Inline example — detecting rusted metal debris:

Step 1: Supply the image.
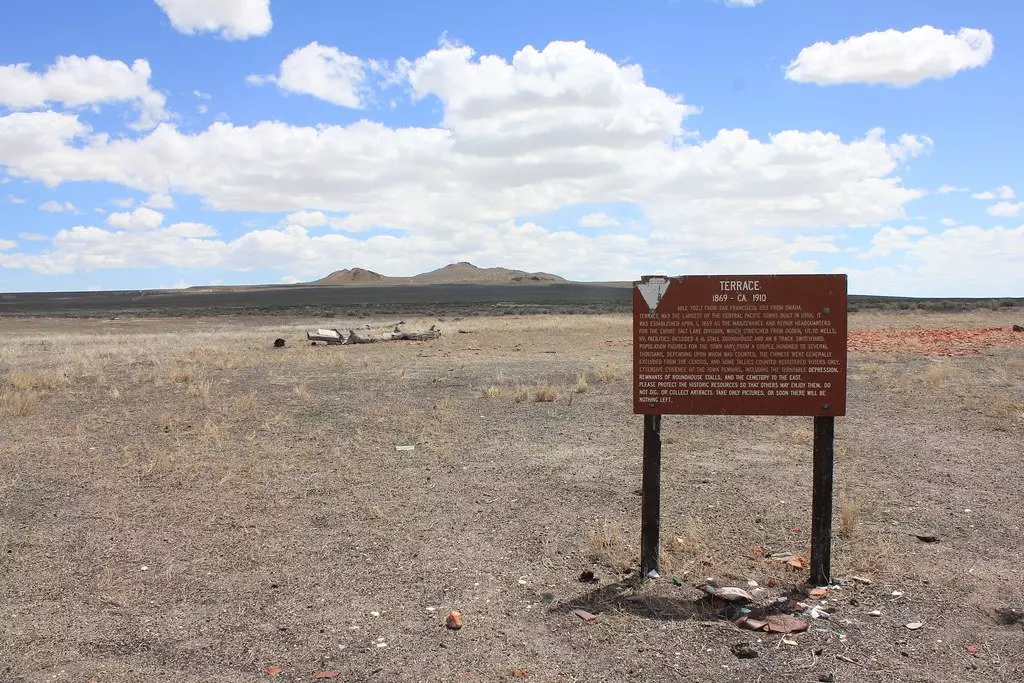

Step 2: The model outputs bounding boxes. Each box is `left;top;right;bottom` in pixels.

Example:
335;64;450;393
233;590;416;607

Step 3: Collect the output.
306;324;441;345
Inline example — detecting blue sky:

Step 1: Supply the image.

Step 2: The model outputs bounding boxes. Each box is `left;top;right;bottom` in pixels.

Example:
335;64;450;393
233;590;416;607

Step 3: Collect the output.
0;0;1021;295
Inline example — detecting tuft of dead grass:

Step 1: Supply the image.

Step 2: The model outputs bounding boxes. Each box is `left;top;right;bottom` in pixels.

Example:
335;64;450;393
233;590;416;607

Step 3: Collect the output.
7;368;68;391
532;385;558;403
293;384;312;402
573;374;589;394
514;386;530;403
922;363;956;388
1;389;41;417
585;521;634;573
199;418;223;444
838;490;859;538
591;362;623;382
234;393;258;413
981;393;1023;420
188;379;212;403
483;386;504;398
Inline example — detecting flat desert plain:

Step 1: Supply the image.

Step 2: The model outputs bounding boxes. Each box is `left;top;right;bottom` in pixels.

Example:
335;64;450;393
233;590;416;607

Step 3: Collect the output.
1;310;1023;683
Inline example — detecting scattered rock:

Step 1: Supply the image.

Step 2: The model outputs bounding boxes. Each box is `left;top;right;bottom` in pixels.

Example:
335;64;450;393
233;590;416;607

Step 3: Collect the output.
966;645;979;654
906;622;924;630
809;587;829;600
446;611;464;629
765;614;809;633
819;674;835;682
786;556;808;570
578;570;598;584
714;586;755;602
995;607;1024;624
867;610;882;617
1012;324;1023;332
273;338;286;348
512;668;530;678
736;617;767;631
571;609;597;622
264;666;283;677
730;642;759;659
914;533;941;543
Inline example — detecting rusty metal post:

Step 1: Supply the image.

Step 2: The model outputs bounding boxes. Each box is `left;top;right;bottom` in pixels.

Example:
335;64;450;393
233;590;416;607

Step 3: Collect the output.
641;414;662;578
810;415;835;586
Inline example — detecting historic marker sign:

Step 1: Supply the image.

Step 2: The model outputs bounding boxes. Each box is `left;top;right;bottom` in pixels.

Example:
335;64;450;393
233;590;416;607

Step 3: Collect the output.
633;274;847;417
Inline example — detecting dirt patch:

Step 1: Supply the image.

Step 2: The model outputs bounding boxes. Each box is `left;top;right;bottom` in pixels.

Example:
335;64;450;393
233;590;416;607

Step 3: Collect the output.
850;326;1024;356
1;312;1022;682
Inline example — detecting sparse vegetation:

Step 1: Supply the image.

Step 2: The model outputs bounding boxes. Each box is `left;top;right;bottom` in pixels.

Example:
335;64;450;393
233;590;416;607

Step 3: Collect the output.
591;362;623;382
585;521;633;573
574;373;589;394
1;389;41;417
483;385;503;398
532;384;558;402
839;490;859;538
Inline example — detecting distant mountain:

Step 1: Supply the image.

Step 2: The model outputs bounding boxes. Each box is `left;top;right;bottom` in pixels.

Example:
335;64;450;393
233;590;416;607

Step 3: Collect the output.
409;262;565;284
306;262;566;286
310;267;392;285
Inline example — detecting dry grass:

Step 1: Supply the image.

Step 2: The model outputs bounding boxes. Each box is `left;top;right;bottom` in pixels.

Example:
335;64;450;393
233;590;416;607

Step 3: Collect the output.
842;532;899;579
188;379;213;403
0;389;41;417
199;418;223;444
585;521;634;573
162;364;199;384
981;393;1024;420
591;362;624;382
293;384;312;402
838;490;859;539
234;393;258;413
532;385;558;403
7;369;68;390
573;374;589;394
483;385;504;398
922;363;956;388
514;386;530;403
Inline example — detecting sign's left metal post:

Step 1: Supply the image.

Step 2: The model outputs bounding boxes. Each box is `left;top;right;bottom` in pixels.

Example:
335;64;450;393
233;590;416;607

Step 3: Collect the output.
640;414;662;578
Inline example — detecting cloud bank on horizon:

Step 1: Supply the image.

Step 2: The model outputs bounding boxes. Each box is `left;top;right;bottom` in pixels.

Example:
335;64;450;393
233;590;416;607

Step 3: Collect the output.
0;0;1021;296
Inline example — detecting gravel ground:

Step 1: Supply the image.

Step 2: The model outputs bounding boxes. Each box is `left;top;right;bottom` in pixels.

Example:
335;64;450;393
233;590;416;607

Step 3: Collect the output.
1;311;1022;682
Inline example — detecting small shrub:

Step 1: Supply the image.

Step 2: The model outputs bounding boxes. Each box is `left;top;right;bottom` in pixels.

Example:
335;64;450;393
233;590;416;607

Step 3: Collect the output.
293;384;312;401
573;374;589;394
234;394;258;413
514;386;530;403
591;363;623;382
7;369;68;390
532;385;558;402
1;389;41;417
839;490;859;538
483;386;503;398
585;522;633;573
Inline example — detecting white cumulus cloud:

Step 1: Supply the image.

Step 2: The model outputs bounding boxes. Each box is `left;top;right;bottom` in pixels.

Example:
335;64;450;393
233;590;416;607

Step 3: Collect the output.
578;212;621;228
937;184;967;194
39;200;75;212
144;193;175;209
0;40;943;286
248;42;377;108
988;202;1023;217
0;238;15;250
786;26;993;87
863;225;928;257
106;206;164;230
154;0;271;40
0;55;169;129
285;210;329;227
972;185;1014;200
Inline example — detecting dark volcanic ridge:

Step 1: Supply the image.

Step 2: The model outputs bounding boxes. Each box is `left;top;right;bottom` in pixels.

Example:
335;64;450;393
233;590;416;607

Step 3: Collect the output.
310;262;566;286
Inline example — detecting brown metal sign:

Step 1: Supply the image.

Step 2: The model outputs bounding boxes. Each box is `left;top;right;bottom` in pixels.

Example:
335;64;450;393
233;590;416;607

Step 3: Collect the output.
633;274;847;416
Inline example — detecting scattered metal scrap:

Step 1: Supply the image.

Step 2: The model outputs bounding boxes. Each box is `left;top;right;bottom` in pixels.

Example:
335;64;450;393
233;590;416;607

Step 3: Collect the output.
306;322;441;345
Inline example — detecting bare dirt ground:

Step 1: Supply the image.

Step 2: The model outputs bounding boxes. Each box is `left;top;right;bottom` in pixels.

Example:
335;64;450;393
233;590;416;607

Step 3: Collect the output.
1;310;1023;683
